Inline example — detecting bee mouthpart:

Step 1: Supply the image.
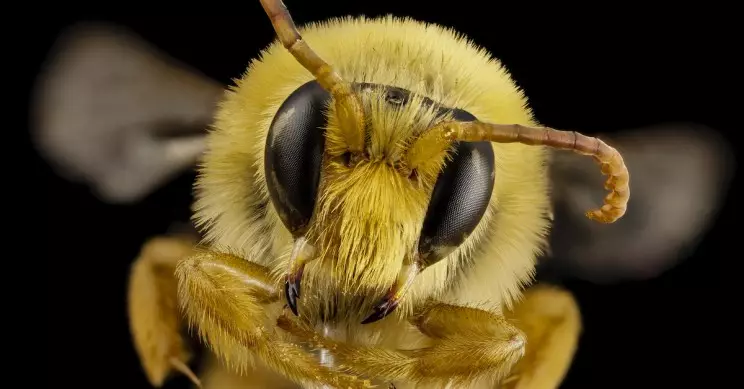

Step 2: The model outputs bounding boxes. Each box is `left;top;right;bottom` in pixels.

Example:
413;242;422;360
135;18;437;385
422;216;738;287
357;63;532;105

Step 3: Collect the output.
362;259;423;324
285;237;316;316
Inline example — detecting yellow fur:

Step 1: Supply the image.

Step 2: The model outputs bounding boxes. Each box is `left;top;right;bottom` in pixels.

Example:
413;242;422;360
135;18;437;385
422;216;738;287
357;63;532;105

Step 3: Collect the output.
193;15;549;317
128;239;581;389
127;14;579;389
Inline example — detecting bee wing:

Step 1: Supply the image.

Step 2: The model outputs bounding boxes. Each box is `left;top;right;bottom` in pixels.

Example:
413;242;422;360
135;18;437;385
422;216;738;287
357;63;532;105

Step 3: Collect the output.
32;22;224;203
544;123;734;283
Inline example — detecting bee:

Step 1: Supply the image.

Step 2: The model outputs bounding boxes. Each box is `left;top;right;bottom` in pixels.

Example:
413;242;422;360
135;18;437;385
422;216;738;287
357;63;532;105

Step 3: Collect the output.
123;1;633;388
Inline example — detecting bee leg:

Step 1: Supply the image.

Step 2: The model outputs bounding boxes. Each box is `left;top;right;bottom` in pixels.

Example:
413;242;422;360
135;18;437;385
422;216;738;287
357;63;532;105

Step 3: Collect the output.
127;236;201;387
500;284;582;389
177;250;372;389
407;303;527;386
198;353;299;389
279;303;526;388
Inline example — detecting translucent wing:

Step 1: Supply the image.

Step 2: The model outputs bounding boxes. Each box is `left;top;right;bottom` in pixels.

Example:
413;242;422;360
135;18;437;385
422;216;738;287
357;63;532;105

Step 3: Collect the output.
544;123;734;283
32;25;733;283
32;22;224;203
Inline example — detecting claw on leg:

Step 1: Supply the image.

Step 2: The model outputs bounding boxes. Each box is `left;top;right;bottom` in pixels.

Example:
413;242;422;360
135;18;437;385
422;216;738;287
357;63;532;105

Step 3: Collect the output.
362;258;423;324
284;236;317;316
127;236;197;387
169;357;202;388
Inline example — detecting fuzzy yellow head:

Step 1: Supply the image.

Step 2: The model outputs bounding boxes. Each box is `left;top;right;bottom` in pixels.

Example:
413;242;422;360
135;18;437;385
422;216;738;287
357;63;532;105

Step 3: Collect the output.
301;88;465;321
192;1;629;327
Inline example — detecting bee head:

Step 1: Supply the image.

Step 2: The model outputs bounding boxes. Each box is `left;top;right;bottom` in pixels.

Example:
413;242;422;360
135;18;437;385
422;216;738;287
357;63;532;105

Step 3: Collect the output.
264;79;497;305
256;0;629;321
266;80;495;256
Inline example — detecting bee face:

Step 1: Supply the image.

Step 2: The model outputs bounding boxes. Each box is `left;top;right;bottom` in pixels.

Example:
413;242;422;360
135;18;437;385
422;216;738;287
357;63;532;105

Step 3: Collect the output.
194;16;556;321
263;80;497;311
164;8;631;386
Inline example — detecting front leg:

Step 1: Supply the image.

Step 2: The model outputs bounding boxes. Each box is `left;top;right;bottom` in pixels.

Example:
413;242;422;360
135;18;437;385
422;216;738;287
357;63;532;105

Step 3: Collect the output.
410;303;527;387
128;236;201;387
176;250;372;389
278;303;526;388
500;285;582;389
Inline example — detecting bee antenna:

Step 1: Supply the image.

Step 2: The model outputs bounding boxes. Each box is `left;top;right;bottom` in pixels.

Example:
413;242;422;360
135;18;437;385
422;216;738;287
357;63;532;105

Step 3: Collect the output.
406;121;630;224
259;0;366;155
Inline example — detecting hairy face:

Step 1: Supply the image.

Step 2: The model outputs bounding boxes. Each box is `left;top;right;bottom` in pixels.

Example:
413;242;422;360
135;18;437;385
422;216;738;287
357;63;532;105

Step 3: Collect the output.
274;86;450;320
194;15;564;323
303;159;430;319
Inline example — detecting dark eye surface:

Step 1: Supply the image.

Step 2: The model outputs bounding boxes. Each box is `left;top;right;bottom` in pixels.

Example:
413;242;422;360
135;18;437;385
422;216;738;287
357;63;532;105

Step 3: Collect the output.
264;81;495;249
418;108;496;266
264;81;330;236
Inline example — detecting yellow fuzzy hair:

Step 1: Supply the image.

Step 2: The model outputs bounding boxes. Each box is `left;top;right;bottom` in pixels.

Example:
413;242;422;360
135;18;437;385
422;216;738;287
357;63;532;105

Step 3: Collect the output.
192;15;551;331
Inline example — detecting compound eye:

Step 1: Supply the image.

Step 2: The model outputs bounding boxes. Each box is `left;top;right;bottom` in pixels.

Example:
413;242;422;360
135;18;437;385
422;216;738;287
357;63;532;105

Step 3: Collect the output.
264;81;331;236
418;108;496;265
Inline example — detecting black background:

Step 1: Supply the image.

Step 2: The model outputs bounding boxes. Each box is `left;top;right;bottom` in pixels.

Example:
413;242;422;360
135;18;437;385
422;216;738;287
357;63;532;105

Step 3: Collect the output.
38;2;738;388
